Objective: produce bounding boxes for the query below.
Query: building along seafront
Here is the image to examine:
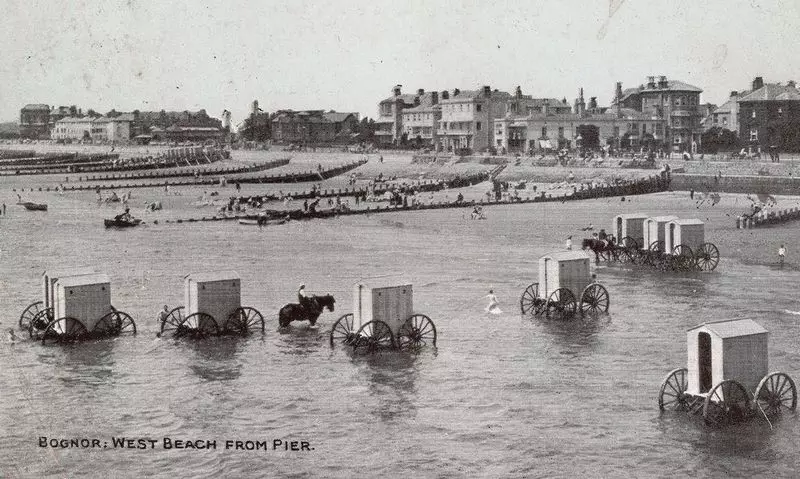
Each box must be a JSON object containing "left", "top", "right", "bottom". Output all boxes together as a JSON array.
[
  {"left": 400, "top": 89, "right": 441, "bottom": 148},
  {"left": 737, "top": 77, "right": 800, "bottom": 152},
  {"left": 616, "top": 75, "right": 704, "bottom": 153},
  {"left": 51, "top": 114, "right": 134, "bottom": 142},
  {"left": 494, "top": 87, "right": 667, "bottom": 154},
  {"left": 271, "top": 110, "right": 359, "bottom": 144}
]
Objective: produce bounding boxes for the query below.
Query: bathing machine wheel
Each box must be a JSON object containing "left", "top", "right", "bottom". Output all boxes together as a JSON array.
[
  {"left": 329, "top": 313, "right": 355, "bottom": 346},
  {"left": 702, "top": 380, "right": 751, "bottom": 427},
  {"left": 176, "top": 312, "right": 220, "bottom": 339},
  {"left": 397, "top": 314, "right": 437, "bottom": 350},
  {"left": 579, "top": 283, "right": 609, "bottom": 314},
  {"left": 41, "top": 317, "right": 90, "bottom": 345},
  {"left": 93, "top": 311, "right": 137, "bottom": 337},
  {"left": 545, "top": 288, "right": 576, "bottom": 317},
  {"left": 19, "top": 301, "right": 45, "bottom": 330},
  {"left": 224, "top": 307, "right": 264, "bottom": 336},
  {"left": 658, "top": 368, "right": 689, "bottom": 411},
  {"left": 754, "top": 372, "right": 797, "bottom": 418},
  {"left": 352, "top": 320, "right": 395, "bottom": 353}
]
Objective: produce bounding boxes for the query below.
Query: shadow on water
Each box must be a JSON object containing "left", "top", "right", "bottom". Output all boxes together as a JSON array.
[
  {"left": 37, "top": 339, "right": 117, "bottom": 388},
  {"left": 181, "top": 337, "right": 243, "bottom": 382},
  {"left": 352, "top": 351, "right": 424, "bottom": 422},
  {"left": 533, "top": 313, "right": 611, "bottom": 352},
  {"left": 275, "top": 324, "right": 325, "bottom": 356}
]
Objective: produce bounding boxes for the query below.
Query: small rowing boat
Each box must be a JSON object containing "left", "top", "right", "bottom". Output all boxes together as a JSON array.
[
  {"left": 18, "top": 202, "right": 47, "bottom": 211},
  {"left": 104, "top": 218, "right": 142, "bottom": 228}
]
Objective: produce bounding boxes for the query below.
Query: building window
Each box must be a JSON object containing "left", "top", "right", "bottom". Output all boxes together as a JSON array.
[
  {"left": 750, "top": 129, "right": 758, "bottom": 142},
  {"left": 477, "top": 104, "right": 482, "bottom": 112},
  {"left": 722, "top": 118, "right": 727, "bottom": 125},
  {"left": 778, "top": 107, "right": 783, "bottom": 114},
  {"left": 476, "top": 122, "right": 482, "bottom": 131},
  {"left": 558, "top": 127, "right": 564, "bottom": 138},
  {"left": 541, "top": 127, "right": 547, "bottom": 138},
  {"left": 614, "top": 126, "right": 620, "bottom": 137},
  {"left": 752, "top": 110, "right": 756, "bottom": 118},
  {"left": 674, "top": 136, "right": 682, "bottom": 145}
]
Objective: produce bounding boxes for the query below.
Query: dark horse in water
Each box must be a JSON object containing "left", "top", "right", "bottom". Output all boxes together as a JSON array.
[
  {"left": 582, "top": 237, "right": 615, "bottom": 262},
  {"left": 278, "top": 294, "right": 335, "bottom": 327}
]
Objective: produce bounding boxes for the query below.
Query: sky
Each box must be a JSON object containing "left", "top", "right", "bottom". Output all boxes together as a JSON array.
[{"left": 1, "top": 0, "right": 799, "bottom": 127}]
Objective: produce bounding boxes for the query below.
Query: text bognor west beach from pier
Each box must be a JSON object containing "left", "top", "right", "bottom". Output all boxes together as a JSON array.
[{"left": 2, "top": 1, "right": 800, "bottom": 478}]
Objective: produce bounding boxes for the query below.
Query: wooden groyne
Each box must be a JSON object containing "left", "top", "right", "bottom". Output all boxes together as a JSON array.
[
  {"left": 15, "top": 159, "right": 368, "bottom": 192},
  {"left": 735, "top": 208, "right": 800, "bottom": 229},
  {"left": 152, "top": 173, "right": 670, "bottom": 226}
]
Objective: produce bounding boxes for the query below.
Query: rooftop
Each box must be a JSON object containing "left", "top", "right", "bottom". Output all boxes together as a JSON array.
[
  {"left": 689, "top": 319, "right": 768, "bottom": 338},
  {"left": 739, "top": 83, "right": 800, "bottom": 102},
  {"left": 22, "top": 104, "right": 50, "bottom": 111}
]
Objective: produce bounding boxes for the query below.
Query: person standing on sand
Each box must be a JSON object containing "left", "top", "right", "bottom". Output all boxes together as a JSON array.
[{"left": 779, "top": 244, "right": 786, "bottom": 266}]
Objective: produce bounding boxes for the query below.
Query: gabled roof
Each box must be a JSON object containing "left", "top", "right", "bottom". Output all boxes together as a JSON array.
[
  {"left": 323, "top": 112, "right": 357, "bottom": 123},
  {"left": 22, "top": 104, "right": 50, "bottom": 110},
  {"left": 56, "top": 273, "right": 110, "bottom": 287},
  {"left": 739, "top": 83, "right": 800, "bottom": 102},
  {"left": 380, "top": 93, "right": 419, "bottom": 105},
  {"left": 539, "top": 251, "right": 591, "bottom": 262},
  {"left": 185, "top": 271, "right": 240, "bottom": 283},
  {"left": 689, "top": 319, "right": 767, "bottom": 338},
  {"left": 670, "top": 218, "right": 704, "bottom": 226},
  {"left": 712, "top": 98, "right": 736, "bottom": 114}
]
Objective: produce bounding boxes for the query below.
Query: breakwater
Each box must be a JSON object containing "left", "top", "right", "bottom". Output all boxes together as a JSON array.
[
  {"left": 671, "top": 173, "right": 800, "bottom": 195},
  {"left": 75, "top": 158, "right": 290, "bottom": 182},
  {"left": 152, "top": 173, "right": 669, "bottom": 225},
  {"left": 14, "top": 159, "right": 368, "bottom": 192},
  {"left": 735, "top": 207, "right": 800, "bottom": 229}
]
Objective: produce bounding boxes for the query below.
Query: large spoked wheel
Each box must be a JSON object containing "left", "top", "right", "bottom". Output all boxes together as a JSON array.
[
  {"left": 520, "top": 283, "right": 545, "bottom": 315},
  {"left": 398, "top": 314, "right": 437, "bottom": 350},
  {"left": 224, "top": 307, "right": 264, "bottom": 336},
  {"left": 620, "top": 236, "right": 639, "bottom": 250},
  {"left": 579, "top": 283, "right": 610, "bottom": 314},
  {"left": 42, "top": 317, "right": 89, "bottom": 345},
  {"left": 28, "top": 308, "right": 55, "bottom": 339},
  {"left": 703, "top": 379, "right": 751, "bottom": 427},
  {"left": 649, "top": 240, "right": 665, "bottom": 254},
  {"left": 329, "top": 313, "right": 355, "bottom": 346},
  {"left": 754, "top": 372, "right": 797, "bottom": 418},
  {"left": 658, "top": 368, "right": 689, "bottom": 411},
  {"left": 176, "top": 312, "right": 219, "bottom": 339},
  {"left": 19, "top": 301, "right": 44, "bottom": 329},
  {"left": 159, "top": 306, "right": 185, "bottom": 336},
  {"left": 672, "top": 245, "right": 695, "bottom": 272},
  {"left": 353, "top": 320, "right": 395, "bottom": 353},
  {"left": 616, "top": 247, "right": 634, "bottom": 264},
  {"left": 93, "top": 311, "right": 137, "bottom": 337},
  {"left": 696, "top": 242, "right": 720, "bottom": 271},
  {"left": 545, "top": 288, "right": 576, "bottom": 318}
]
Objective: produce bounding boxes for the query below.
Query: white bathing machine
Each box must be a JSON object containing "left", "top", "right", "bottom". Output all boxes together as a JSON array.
[
  {"left": 642, "top": 215, "right": 678, "bottom": 251},
  {"left": 158, "top": 271, "right": 264, "bottom": 338},
  {"left": 329, "top": 279, "right": 437, "bottom": 351},
  {"left": 658, "top": 319, "right": 796, "bottom": 426},
  {"left": 612, "top": 213, "right": 649, "bottom": 248},
  {"left": 19, "top": 267, "right": 96, "bottom": 333},
  {"left": 35, "top": 273, "right": 137, "bottom": 343},
  {"left": 663, "top": 218, "right": 720, "bottom": 271},
  {"left": 519, "top": 251, "right": 609, "bottom": 317}
]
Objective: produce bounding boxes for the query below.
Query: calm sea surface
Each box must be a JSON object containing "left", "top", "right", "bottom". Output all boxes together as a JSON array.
[{"left": 1, "top": 173, "right": 800, "bottom": 478}]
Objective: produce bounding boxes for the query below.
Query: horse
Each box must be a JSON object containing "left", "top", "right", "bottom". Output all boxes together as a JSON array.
[
  {"left": 582, "top": 237, "right": 615, "bottom": 262},
  {"left": 278, "top": 294, "right": 335, "bottom": 327}
]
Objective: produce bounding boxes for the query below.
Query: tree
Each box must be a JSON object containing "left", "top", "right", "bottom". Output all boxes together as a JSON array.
[{"left": 701, "top": 127, "right": 738, "bottom": 153}]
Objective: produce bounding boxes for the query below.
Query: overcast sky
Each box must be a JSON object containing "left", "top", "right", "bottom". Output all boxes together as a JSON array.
[{"left": 1, "top": 0, "right": 798, "bottom": 126}]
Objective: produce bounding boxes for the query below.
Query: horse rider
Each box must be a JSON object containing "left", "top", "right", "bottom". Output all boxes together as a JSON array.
[{"left": 298, "top": 284, "right": 310, "bottom": 310}]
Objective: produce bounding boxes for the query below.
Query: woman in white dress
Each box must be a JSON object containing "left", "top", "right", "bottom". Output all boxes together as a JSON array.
[{"left": 485, "top": 290, "right": 502, "bottom": 314}]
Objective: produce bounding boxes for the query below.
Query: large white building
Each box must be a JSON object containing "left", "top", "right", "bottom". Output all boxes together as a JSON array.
[{"left": 52, "top": 114, "right": 133, "bottom": 142}]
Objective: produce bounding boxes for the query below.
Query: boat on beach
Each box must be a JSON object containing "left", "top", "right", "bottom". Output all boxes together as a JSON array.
[
  {"left": 104, "top": 218, "right": 142, "bottom": 228},
  {"left": 17, "top": 202, "right": 47, "bottom": 211}
]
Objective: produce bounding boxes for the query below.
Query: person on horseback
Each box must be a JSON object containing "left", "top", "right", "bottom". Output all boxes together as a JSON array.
[{"left": 298, "top": 284, "right": 310, "bottom": 310}]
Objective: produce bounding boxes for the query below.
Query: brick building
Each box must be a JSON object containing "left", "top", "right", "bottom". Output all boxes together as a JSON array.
[
  {"left": 271, "top": 110, "right": 359, "bottom": 144},
  {"left": 737, "top": 77, "right": 800, "bottom": 152},
  {"left": 617, "top": 76, "right": 704, "bottom": 153}
]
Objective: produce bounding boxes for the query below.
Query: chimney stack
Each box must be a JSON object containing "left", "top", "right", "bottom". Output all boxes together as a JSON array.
[
  {"left": 589, "top": 97, "right": 598, "bottom": 110},
  {"left": 483, "top": 85, "right": 491, "bottom": 97},
  {"left": 417, "top": 88, "right": 425, "bottom": 96},
  {"left": 615, "top": 82, "right": 623, "bottom": 103},
  {"left": 393, "top": 85, "right": 402, "bottom": 97},
  {"left": 515, "top": 86, "right": 522, "bottom": 98},
  {"left": 647, "top": 76, "right": 656, "bottom": 88},
  {"left": 453, "top": 88, "right": 460, "bottom": 97},
  {"left": 658, "top": 76, "right": 668, "bottom": 88},
  {"left": 787, "top": 80, "right": 796, "bottom": 89},
  {"left": 441, "top": 90, "right": 449, "bottom": 100},
  {"left": 730, "top": 91, "right": 738, "bottom": 98},
  {"left": 752, "top": 77, "right": 764, "bottom": 90},
  {"left": 414, "top": 96, "right": 420, "bottom": 106},
  {"left": 431, "top": 91, "right": 438, "bottom": 105}
]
